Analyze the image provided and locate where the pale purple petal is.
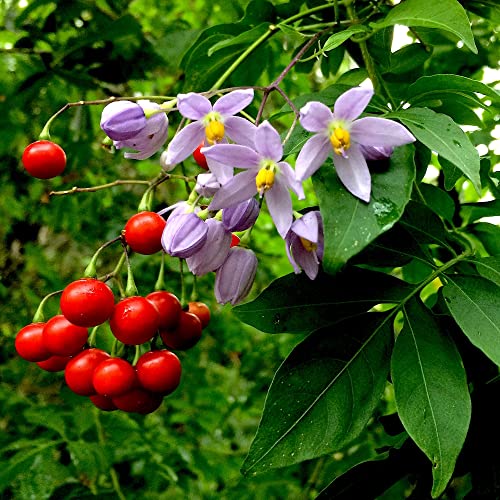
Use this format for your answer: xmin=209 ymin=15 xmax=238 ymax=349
xmin=278 ymin=161 xmax=304 ymax=200
xmin=224 ymin=116 xmax=257 ymax=148
xmin=285 ymin=232 xmax=301 ymax=274
xmin=213 ymin=89 xmax=254 ymax=115
xmin=265 ymin=179 xmax=293 ymax=238
xmin=222 ymin=198 xmax=260 ymax=232
xmin=297 ymin=249 xmax=320 ymax=280
xmin=163 ymin=121 xmax=205 ymax=165
xmin=333 ymin=144 xmax=371 ymax=202
xmin=177 ymin=93 xmax=212 ymax=120
xmin=299 ymin=101 xmax=334 ymax=132
xmin=161 ymin=213 xmax=208 ymax=258
xmin=195 ymin=172 xmax=220 ymax=197
xmin=207 ymin=157 xmax=234 ymax=184
xmin=359 ymin=145 xmax=393 ymax=161
xmin=209 ymin=170 xmax=258 ymax=210
xmin=202 ymin=144 xmax=260 ymax=168
xmin=255 ymin=121 xmax=282 ymax=161
xmin=295 ymin=134 xmax=331 ymax=181
xmin=291 ymin=211 xmax=319 ymax=243
xmin=100 ymin=101 xmax=147 ymax=141
xmin=351 ymin=117 xmax=416 ymax=148
xmin=334 ymin=87 xmax=373 ymax=121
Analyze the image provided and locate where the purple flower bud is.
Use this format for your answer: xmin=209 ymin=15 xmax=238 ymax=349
xmin=186 ymin=219 xmax=232 ymax=276
xmin=195 ymin=173 xmax=221 ymax=198
xmin=222 ymin=198 xmax=260 ymax=232
xmin=215 ymin=247 xmax=258 ymax=305
xmin=161 ymin=213 xmax=208 ymax=258
xmin=100 ymin=101 xmax=147 ymax=141
xmin=359 ymin=144 xmax=394 ymax=161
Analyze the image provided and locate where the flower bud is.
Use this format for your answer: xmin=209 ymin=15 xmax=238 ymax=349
xmin=215 ymin=247 xmax=258 ymax=305
xmin=100 ymin=101 xmax=147 ymax=141
xmin=222 ymin=198 xmax=260 ymax=232
xmin=161 ymin=213 xmax=208 ymax=258
xmin=195 ymin=173 xmax=221 ymax=198
xmin=359 ymin=145 xmax=393 ymax=161
xmin=186 ymin=219 xmax=232 ymax=276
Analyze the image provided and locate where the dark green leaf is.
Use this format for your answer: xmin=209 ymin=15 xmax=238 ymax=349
xmin=472 ymin=256 xmax=500 ymax=286
xmin=419 ymin=183 xmax=456 ymax=223
xmin=461 ymin=200 xmax=500 ymax=224
xmin=385 ymin=44 xmax=431 ymax=75
xmin=241 ymin=313 xmax=393 ymax=475
xmin=439 ymin=155 xmax=463 ymax=190
xmin=313 ymin=145 xmax=415 ymax=274
xmin=471 ymin=222 xmax=500 ymax=256
xmin=392 ymin=298 xmax=471 ymax=497
xmin=67 ymin=441 xmax=110 ymax=483
xmin=208 ymin=23 xmax=270 ymax=56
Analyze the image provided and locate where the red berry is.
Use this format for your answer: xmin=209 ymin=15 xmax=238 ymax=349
xmin=37 ymin=355 xmax=72 ymax=372
xmin=230 ymin=234 xmax=240 ymax=248
xmin=15 ymin=322 xmax=51 ymax=362
xmin=146 ymin=291 xmax=182 ymax=330
xmin=42 ymin=315 xmax=88 ymax=357
xmin=124 ymin=211 xmax=166 ymax=255
xmin=160 ymin=311 xmax=202 ymax=351
xmin=22 ymin=140 xmax=66 ymax=179
xmin=109 ymin=296 xmax=160 ymax=345
xmin=193 ymin=142 xmax=208 ymax=170
xmin=64 ymin=348 xmax=110 ymax=396
xmin=112 ymin=388 xmax=163 ymax=414
xmin=136 ymin=350 xmax=182 ymax=394
xmin=89 ymin=394 xmax=117 ymax=411
xmin=93 ymin=358 xmax=137 ymax=397
xmin=60 ymin=278 xmax=115 ymax=328
xmin=188 ymin=302 xmax=210 ymax=329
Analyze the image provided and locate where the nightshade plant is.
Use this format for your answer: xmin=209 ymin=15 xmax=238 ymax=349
xmin=6 ymin=0 xmax=500 ymax=497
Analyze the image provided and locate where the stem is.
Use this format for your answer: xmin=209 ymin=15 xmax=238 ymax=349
xmin=179 ymin=258 xmax=187 ymax=308
xmin=190 ymin=275 xmax=198 ymax=302
xmin=98 ymin=252 xmax=126 ymax=283
xmin=88 ymin=326 xmax=100 ymax=347
xmin=32 ymin=290 xmax=63 ymax=323
xmin=132 ymin=345 xmax=141 ymax=365
xmin=123 ymin=242 xmax=138 ymax=297
xmin=154 ymin=253 xmax=167 ymax=291
xmin=84 ymin=236 xmax=122 ymax=277
xmin=49 ymin=180 xmax=149 ymax=197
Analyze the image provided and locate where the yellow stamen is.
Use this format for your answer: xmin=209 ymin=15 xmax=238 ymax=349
xmin=299 ymin=237 xmax=317 ymax=252
xmin=256 ymin=168 xmax=275 ymax=196
xmin=329 ymin=127 xmax=350 ymax=156
xmin=205 ymin=120 xmax=225 ymax=144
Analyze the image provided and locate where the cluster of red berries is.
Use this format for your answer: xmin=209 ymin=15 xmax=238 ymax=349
xmin=15 ymin=277 xmax=210 ymax=414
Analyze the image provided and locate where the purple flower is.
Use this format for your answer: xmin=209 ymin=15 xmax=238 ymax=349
xmin=203 ymin=121 xmax=304 ymax=238
xmin=100 ymin=101 xmax=147 ymax=141
xmin=113 ymin=101 xmax=168 ymax=160
xmin=163 ymin=89 xmax=256 ymax=167
xmin=215 ymin=247 xmax=258 ymax=305
xmin=195 ymin=173 xmax=221 ymax=198
xmin=285 ymin=211 xmax=324 ymax=280
xmin=295 ymin=87 xmax=415 ymax=202
xmin=186 ymin=219 xmax=232 ymax=276
xmin=222 ymin=198 xmax=260 ymax=232
xmin=161 ymin=212 xmax=208 ymax=258
xmin=359 ymin=144 xmax=394 ymax=161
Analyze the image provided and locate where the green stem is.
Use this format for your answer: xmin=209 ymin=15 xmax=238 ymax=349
xmin=124 ymin=248 xmax=138 ymax=297
xmin=154 ymin=253 xmax=167 ymax=291
xmin=132 ymin=345 xmax=141 ymax=366
xmin=84 ymin=236 xmax=121 ymax=278
xmin=179 ymin=258 xmax=187 ymax=308
xmin=190 ymin=275 xmax=198 ymax=302
xmin=88 ymin=326 xmax=100 ymax=347
xmin=32 ymin=289 xmax=63 ymax=323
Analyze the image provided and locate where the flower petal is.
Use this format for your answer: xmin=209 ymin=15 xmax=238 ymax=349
xmin=295 ymin=134 xmax=331 ymax=181
xmin=209 ymin=170 xmax=258 ymax=210
xmin=298 ymin=249 xmax=320 ymax=280
xmin=100 ymin=101 xmax=147 ymax=141
xmin=334 ymin=87 xmax=373 ymax=121
xmin=285 ymin=232 xmax=302 ymax=274
xmin=213 ymin=89 xmax=254 ymax=116
xmin=265 ymin=178 xmax=293 ymax=238
xmin=278 ymin=161 xmax=304 ymax=200
xmin=291 ymin=211 xmax=319 ymax=243
xmin=333 ymin=144 xmax=371 ymax=202
xmin=255 ymin=121 xmax=282 ymax=161
xmin=299 ymin=101 xmax=334 ymax=132
xmin=177 ymin=93 xmax=212 ymax=120
xmin=207 ymin=157 xmax=234 ymax=184
xmin=162 ymin=121 xmax=205 ymax=166
xmin=351 ymin=117 xmax=416 ymax=148
xmin=224 ymin=116 xmax=257 ymax=148
xmin=202 ymin=144 xmax=260 ymax=168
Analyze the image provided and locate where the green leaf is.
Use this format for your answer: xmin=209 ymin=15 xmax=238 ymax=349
xmin=67 ymin=441 xmax=110 ymax=484
xmin=461 ymin=200 xmax=500 ymax=224
xmin=472 ymin=256 xmax=500 ymax=287
xmin=313 ymin=145 xmax=415 ymax=274
xmin=418 ymin=183 xmax=456 ymax=223
xmin=207 ymin=23 xmax=270 ymax=56
xmin=241 ymin=313 xmax=393 ymax=475
xmin=391 ymin=298 xmax=471 ymax=498
xmin=322 ymin=25 xmax=368 ymax=52
xmin=439 ymin=156 xmax=463 ymax=190
xmin=442 ymin=275 xmax=500 ymax=365
xmin=375 ymin=0 xmax=477 ymax=53
xmin=234 ymin=267 xmax=414 ymax=334
xmin=391 ymin=108 xmax=481 ymax=193
xmin=471 ymin=222 xmax=500 ymax=256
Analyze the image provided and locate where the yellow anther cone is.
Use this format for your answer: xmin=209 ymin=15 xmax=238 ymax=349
xmin=205 ymin=120 xmax=225 ymax=144
xmin=256 ymin=168 xmax=275 ymax=195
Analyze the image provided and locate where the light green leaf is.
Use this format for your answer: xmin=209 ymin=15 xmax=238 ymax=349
xmin=376 ymin=0 xmax=477 ymax=53
xmin=207 ymin=23 xmax=270 ymax=56
xmin=241 ymin=313 xmax=393 ymax=475
xmin=392 ymin=298 xmax=471 ymax=498
xmin=472 ymin=256 xmax=500 ymax=287
xmin=322 ymin=25 xmax=368 ymax=52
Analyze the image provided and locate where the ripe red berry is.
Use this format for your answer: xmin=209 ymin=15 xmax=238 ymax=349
xmin=64 ymin=348 xmax=110 ymax=396
xmin=60 ymin=278 xmax=115 ymax=327
xmin=124 ymin=211 xmax=166 ymax=255
xmin=193 ymin=142 xmax=208 ymax=170
xmin=42 ymin=315 xmax=88 ymax=357
xmin=22 ymin=140 xmax=66 ymax=179
xmin=188 ymin=302 xmax=210 ymax=329
xmin=160 ymin=311 xmax=202 ymax=351
xmin=36 ymin=355 xmax=72 ymax=372
xmin=136 ymin=350 xmax=182 ymax=394
xmin=146 ymin=291 xmax=182 ymax=330
xmin=93 ymin=358 xmax=137 ymax=397
xmin=230 ymin=233 xmax=240 ymax=248
xmin=15 ymin=322 xmax=51 ymax=362
xmin=112 ymin=388 xmax=163 ymax=414
xmin=89 ymin=394 xmax=117 ymax=411
xmin=109 ymin=296 xmax=160 ymax=345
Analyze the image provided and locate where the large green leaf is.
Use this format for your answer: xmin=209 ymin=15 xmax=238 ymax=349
xmin=375 ymin=0 xmax=477 ymax=53
xmin=391 ymin=108 xmax=481 ymax=193
xmin=207 ymin=23 xmax=270 ymax=56
xmin=241 ymin=313 xmax=393 ymax=475
xmin=313 ymin=145 xmax=415 ymax=274
xmin=472 ymin=256 xmax=500 ymax=286
xmin=471 ymin=222 xmax=500 ymax=256
xmin=392 ymin=298 xmax=471 ymax=498
xmin=442 ymin=275 xmax=500 ymax=365
xmin=234 ymin=267 xmax=414 ymax=334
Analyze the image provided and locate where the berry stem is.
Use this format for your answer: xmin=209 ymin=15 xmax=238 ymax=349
xmin=154 ymin=253 xmax=167 ymax=291
xmin=190 ymin=275 xmax=199 ymax=302
xmin=32 ymin=289 xmax=63 ymax=323
xmin=179 ymin=258 xmax=187 ymax=308
xmin=87 ymin=325 xmax=100 ymax=347
xmin=84 ymin=236 xmax=122 ymax=278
